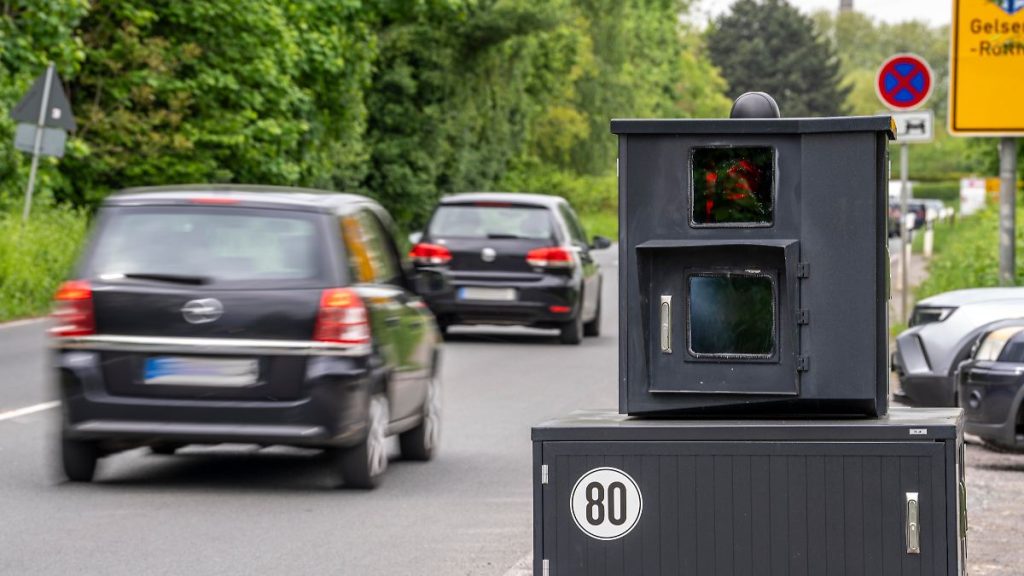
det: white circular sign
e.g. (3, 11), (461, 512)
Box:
(570, 467), (643, 540)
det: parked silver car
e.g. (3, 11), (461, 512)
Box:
(894, 288), (1024, 406)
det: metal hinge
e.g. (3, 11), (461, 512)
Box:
(796, 309), (810, 325)
(797, 356), (811, 372)
(797, 262), (810, 278)
(541, 464), (549, 485)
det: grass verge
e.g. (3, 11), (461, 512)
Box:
(916, 203), (1024, 300)
(579, 210), (617, 241)
(0, 204), (89, 322)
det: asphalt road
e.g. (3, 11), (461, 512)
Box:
(0, 250), (619, 575)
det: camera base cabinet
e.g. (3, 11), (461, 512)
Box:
(532, 408), (966, 576)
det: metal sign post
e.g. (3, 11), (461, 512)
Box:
(951, 0), (1024, 286)
(22, 63), (55, 222)
(1000, 138), (1018, 285)
(10, 63), (76, 222)
(876, 53), (933, 322)
(900, 143), (911, 321)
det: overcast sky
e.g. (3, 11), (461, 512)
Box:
(696, 0), (952, 27)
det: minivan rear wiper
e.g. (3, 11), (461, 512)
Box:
(486, 233), (528, 239)
(108, 272), (212, 285)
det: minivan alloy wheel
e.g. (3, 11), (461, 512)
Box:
(399, 362), (442, 461)
(424, 374), (442, 452)
(366, 394), (390, 478)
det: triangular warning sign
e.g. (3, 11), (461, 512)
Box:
(10, 68), (76, 132)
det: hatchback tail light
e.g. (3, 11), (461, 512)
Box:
(409, 243), (452, 265)
(314, 288), (371, 345)
(51, 280), (95, 337)
(526, 247), (574, 269)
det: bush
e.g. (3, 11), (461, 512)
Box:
(0, 204), (89, 322)
(916, 203), (1024, 300)
(913, 180), (959, 206)
(499, 161), (618, 238)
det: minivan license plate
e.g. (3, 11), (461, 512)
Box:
(143, 357), (259, 387)
(457, 287), (517, 301)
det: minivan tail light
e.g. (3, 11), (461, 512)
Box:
(51, 280), (95, 337)
(314, 288), (371, 345)
(526, 247), (573, 269)
(409, 243), (452, 265)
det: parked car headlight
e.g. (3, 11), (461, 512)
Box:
(909, 306), (956, 327)
(975, 327), (1024, 362)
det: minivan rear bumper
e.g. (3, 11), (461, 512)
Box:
(55, 344), (376, 449)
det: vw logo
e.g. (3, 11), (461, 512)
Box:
(481, 247), (497, 263)
(181, 298), (224, 324)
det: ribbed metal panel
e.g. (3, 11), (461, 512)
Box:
(540, 441), (950, 576)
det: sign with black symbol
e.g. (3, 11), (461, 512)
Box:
(570, 467), (643, 540)
(891, 110), (934, 144)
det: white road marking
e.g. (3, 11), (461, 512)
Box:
(502, 553), (533, 576)
(0, 401), (60, 422)
(0, 317), (47, 330)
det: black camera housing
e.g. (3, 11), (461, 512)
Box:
(614, 115), (896, 416)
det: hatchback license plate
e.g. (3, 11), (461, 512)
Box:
(143, 357), (259, 387)
(458, 287), (517, 302)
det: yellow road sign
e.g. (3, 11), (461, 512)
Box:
(950, 0), (1024, 135)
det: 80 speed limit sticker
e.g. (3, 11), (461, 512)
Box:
(570, 467), (643, 540)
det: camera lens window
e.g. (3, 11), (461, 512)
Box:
(688, 273), (775, 357)
(691, 147), (774, 226)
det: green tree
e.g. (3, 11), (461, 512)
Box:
(706, 0), (849, 117)
(363, 0), (591, 229)
(0, 0), (90, 207)
(812, 10), (981, 182)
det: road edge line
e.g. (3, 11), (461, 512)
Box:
(0, 401), (60, 423)
(0, 317), (47, 331)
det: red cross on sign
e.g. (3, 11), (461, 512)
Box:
(876, 54), (933, 111)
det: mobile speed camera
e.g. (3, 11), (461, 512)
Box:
(613, 93), (897, 416)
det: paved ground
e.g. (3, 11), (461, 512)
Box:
(1, 245), (1022, 574)
(962, 438), (1024, 575)
(0, 255), (619, 575)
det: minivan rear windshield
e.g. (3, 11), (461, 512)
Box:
(428, 204), (554, 240)
(85, 206), (330, 287)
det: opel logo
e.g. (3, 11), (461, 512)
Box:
(481, 248), (497, 263)
(181, 298), (224, 324)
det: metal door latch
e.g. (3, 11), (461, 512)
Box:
(660, 295), (672, 353)
(906, 492), (920, 554)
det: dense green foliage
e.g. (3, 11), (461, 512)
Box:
(706, 0), (848, 117)
(0, 0), (730, 320)
(0, 204), (88, 320)
(913, 181), (960, 205)
(0, 0), (729, 233)
(813, 11), (985, 183)
(916, 202), (1024, 299)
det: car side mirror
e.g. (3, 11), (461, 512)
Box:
(590, 235), (612, 250)
(408, 231), (423, 245)
(413, 267), (450, 296)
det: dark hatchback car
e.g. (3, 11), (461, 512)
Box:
(52, 185), (443, 488)
(408, 193), (610, 344)
(958, 322), (1024, 452)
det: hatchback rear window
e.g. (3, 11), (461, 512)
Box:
(86, 207), (329, 287)
(428, 205), (554, 240)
